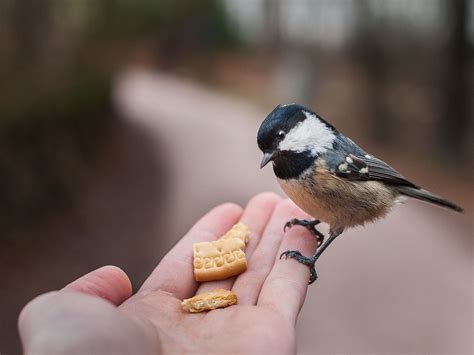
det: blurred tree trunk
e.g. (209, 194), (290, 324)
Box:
(263, 0), (280, 49)
(271, 0), (315, 105)
(12, 0), (53, 85)
(439, 0), (470, 162)
(353, 0), (391, 145)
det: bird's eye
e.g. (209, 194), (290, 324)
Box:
(277, 131), (285, 140)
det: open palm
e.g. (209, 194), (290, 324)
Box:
(19, 193), (317, 354)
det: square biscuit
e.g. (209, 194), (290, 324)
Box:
(193, 237), (247, 282)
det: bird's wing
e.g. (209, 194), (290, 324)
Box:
(359, 154), (418, 187)
(324, 137), (418, 187)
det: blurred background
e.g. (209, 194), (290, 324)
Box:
(0, 0), (472, 353)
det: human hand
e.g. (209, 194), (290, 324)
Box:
(19, 193), (318, 354)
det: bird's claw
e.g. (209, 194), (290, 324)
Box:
(280, 249), (302, 260)
(283, 218), (325, 246)
(283, 218), (301, 232)
(280, 249), (319, 284)
(308, 266), (318, 284)
(279, 250), (314, 265)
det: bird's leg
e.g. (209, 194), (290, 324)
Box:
(284, 218), (324, 246)
(280, 229), (342, 284)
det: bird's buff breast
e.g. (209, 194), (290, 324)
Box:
(278, 178), (335, 224)
(277, 172), (397, 229)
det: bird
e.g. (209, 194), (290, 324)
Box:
(257, 103), (463, 284)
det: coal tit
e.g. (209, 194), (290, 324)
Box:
(257, 103), (463, 284)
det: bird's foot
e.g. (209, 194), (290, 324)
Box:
(284, 218), (325, 246)
(284, 218), (319, 232)
(280, 250), (318, 284)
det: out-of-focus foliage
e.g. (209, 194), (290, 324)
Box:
(0, 0), (238, 123)
(0, 0), (239, 236)
(88, 0), (238, 45)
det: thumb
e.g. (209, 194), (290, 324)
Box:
(63, 265), (132, 306)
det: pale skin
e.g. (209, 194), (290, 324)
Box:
(19, 193), (318, 355)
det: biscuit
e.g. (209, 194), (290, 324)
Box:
(219, 222), (249, 244)
(193, 237), (247, 282)
(181, 289), (238, 313)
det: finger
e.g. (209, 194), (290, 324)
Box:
(232, 199), (311, 305)
(62, 265), (132, 306)
(197, 192), (282, 294)
(139, 203), (243, 299)
(257, 208), (318, 324)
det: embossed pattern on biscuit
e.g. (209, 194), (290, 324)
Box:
(193, 237), (247, 282)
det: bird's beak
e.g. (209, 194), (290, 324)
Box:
(260, 152), (276, 168)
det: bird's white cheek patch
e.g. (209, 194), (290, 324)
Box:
(278, 112), (335, 155)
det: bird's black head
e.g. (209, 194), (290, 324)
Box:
(257, 103), (337, 179)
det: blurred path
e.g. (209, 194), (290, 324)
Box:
(114, 69), (279, 245)
(116, 70), (472, 354)
(2, 69), (471, 354)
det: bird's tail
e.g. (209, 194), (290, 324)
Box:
(397, 186), (463, 212)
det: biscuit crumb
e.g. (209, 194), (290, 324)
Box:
(181, 289), (238, 313)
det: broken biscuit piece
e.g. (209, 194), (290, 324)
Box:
(193, 237), (247, 282)
(219, 222), (249, 244)
(181, 289), (237, 313)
